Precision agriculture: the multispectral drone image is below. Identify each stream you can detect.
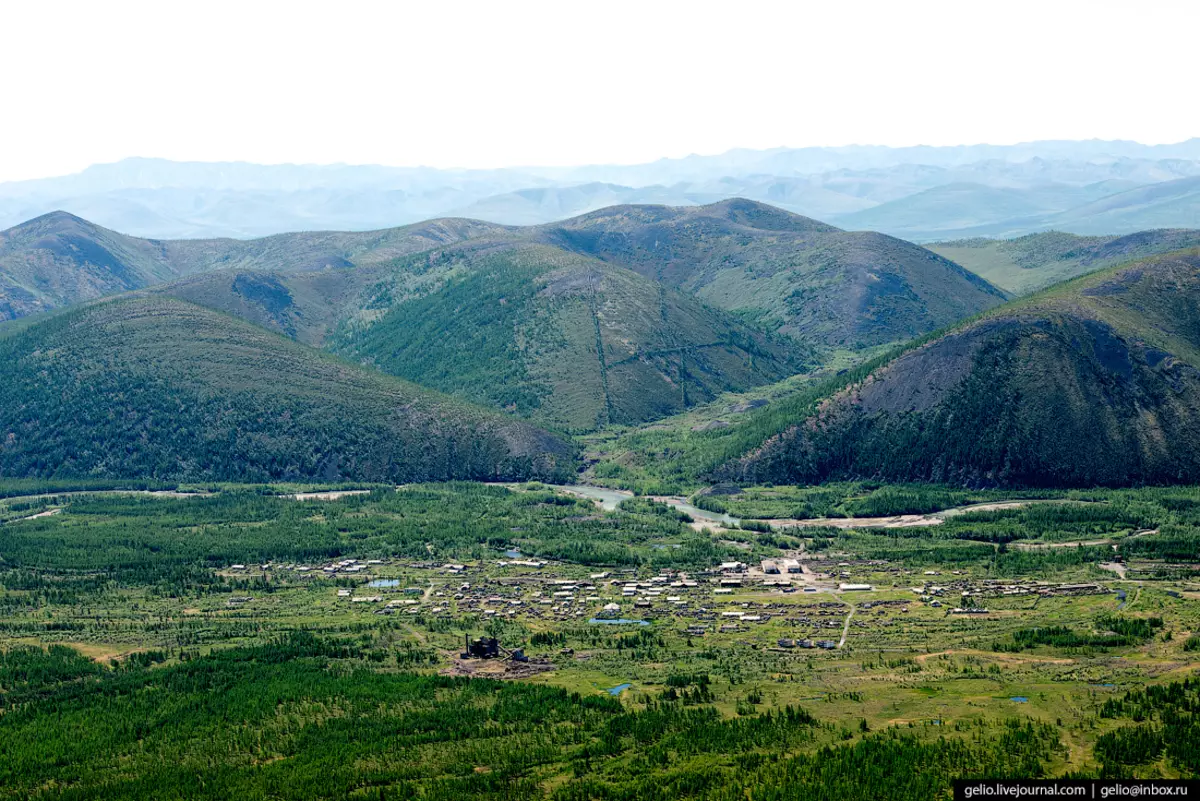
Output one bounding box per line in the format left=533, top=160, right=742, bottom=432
left=556, top=485, right=740, bottom=526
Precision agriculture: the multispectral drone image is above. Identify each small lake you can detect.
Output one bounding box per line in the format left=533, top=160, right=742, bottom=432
left=1010, top=696, right=1029, bottom=703
left=503, top=549, right=522, bottom=558
left=368, top=579, right=400, bottom=588
left=607, top=683, right=633, bottom=696
left=588, top=618, right=650, bottom=626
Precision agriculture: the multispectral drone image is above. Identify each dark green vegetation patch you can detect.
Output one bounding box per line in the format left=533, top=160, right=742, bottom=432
left=0, top=633, right=1065, bottom=800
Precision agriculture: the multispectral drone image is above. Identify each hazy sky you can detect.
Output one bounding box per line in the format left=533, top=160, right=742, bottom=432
left=2, top=0, right=1197, bottom=182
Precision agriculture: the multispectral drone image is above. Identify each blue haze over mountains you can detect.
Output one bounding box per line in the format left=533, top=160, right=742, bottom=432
left=2, top=139, right=1199, bottom=240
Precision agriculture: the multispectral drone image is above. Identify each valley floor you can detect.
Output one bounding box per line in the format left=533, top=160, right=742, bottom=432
left=1, top=480, right=1198, bottom=798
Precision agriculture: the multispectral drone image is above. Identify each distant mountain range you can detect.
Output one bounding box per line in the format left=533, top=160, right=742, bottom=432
left=929, top=229, right=1200, bottom=296
left=842, top=175, right=1200, bottom=240
left=2, top=139, right=1198, bottom=239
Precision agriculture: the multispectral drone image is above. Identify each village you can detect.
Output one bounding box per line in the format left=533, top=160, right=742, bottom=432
left=218, top=548, right=1124, bottom=661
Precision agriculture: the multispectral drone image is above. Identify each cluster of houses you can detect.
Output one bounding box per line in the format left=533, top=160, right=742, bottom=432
left=776, top=638, right=838, bottom=650
left=212, top=548, right=1130, bottom=659
left=496, top=559, right=548, bottom=569
left=760, top=559, right=803, bottom=574
left=214, top=551, right=1023, bottom=655
left=225, top=552, right=971, bottom=646
left=233, top=558, right=390, bottom=576
left=317, top=560, right=876, bottom=639
left=913, top=579, right=1109, bottom=606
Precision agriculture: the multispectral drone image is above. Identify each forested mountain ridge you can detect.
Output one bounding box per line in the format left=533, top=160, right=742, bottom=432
left=0, top=296, right=574, bottom=482
left=1, top=201, right=1006, bottom=351
left=930, top=228, right=1200, bottom=296
left=0, top=201, right=1012, bottom=432
left=323, top=243, right=807, bottom=431
left=530, top=199, right=1010, bottom=348
left=0, top=211, right=184, bottom=320
left=0, top=210, right=507, bottom=322
left=722, top=249, right=1200, bottom=487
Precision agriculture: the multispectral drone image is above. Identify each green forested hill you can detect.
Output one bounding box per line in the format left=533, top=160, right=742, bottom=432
left=0, top=210, right=505, bottom=322
left=724, top=249, right=1200, bottom=487
left=1, top=202, right=1012, bottom=433
left=326, top=244, right=805, bottom=431
left=930, top=228, right=1200, bottom=296
left=3, top=201, right=1007, bottom=353
left=149, top=202, right=1010, bottom=430
left=0, top=212, right=185, bottom=320
left=151, top=200, right=1001, bottom=429
left=0, top=296, right=573, bottom=482
left=532, top=198, right=1009, bottom=348
left=150, top=227, right=815, bottom=432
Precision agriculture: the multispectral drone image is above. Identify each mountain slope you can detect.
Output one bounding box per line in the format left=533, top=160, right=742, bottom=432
left=323, top=243, right=806, bottom=431
left=828, top=181, right=1154, bottom=240
left=0, top=211, right=184, bottom=320
left=150, top=201, right=1004, bottom=430
left=158, top=240, right=808, bottom=432
left=1043, top=176, right=1200, bottom=234
left=0, top=211, right=508, bottom=322
left=0, top=202, right=1003, bottom=432
left=930, top=229, right=1200, bottom=296
left=0, top=296, right=573, bottom=482
left=725, top=249, right=1200, bottom=487
left=447, top=183, right=650, bottom=226
left=0, top=202, right=1012, bottom=351
left=532, top=199, right=1009, bottom=348
left=831, top=183, right=1059, bottom=235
